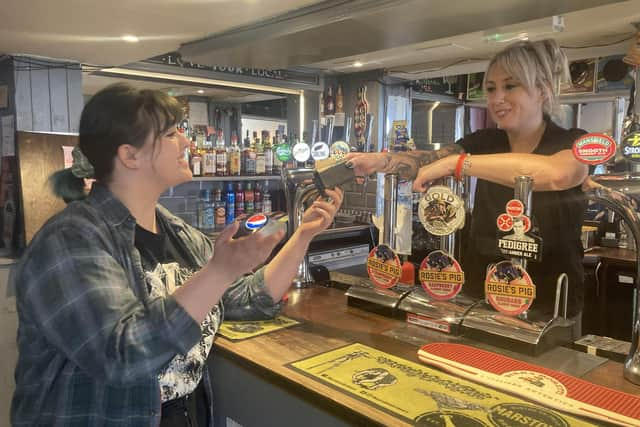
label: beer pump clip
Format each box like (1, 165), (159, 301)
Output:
(396, 177), (477, 335)
(345, 173), (414, 317)
(461, 176), (575, 356)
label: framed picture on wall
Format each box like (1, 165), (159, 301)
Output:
(561, 59), (596, 94)
(597, 55), (634, 92)
(466, 72), (485, 101)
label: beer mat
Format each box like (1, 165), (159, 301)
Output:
(217, 316), (300, 341)
(287, 343), (596, 426)
(418, 343), (640, 426)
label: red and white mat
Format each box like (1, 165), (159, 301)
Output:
(418, 343), (640, 427)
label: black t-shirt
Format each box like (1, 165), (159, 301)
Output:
(135, 217), (194, 273)
(458, 119), (587, 316)
(134, 216), (219, 402)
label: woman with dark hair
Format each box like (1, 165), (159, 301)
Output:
(11, 83), (343, 426)
(346, 39), (588, 331)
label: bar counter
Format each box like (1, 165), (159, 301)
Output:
(209, 283), (640, 426)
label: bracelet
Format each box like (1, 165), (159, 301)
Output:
(461, 154), (472, 179)
(454, 153), (468, 181)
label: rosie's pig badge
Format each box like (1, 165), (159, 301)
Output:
(367, 244), (401, 289)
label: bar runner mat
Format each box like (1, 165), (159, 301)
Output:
(217, 315), (300, 341)
(288, 342), (597, 426)
(418, 343), (640, 427)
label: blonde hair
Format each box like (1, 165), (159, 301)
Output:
(483, 39), (570, 114)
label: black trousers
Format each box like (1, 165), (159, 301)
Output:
(160, 380), (208, 427)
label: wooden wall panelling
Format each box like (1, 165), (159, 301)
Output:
(16, 131), (77, 244)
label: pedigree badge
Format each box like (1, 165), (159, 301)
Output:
(485, 261), (536, 316)
(572, 133), (616, 165)
(367, 244), (401, 289)
(419, 250), (465, 300)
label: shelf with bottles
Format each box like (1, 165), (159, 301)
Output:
(192, 175), (282, 182)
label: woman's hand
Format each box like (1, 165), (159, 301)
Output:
(345, 152), (388, 177)
(297, 187), (344, 239)
(208, 221), (285, 284)
(412, 156), (457, 192)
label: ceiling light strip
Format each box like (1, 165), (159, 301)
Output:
(96, 67), (302, 95)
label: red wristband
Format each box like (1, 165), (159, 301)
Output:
(454, 153), (467, 181)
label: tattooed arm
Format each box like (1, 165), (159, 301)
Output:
(345, 144), (465, 181)
(382, 144), (465, 180)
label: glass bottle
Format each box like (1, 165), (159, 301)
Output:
(254, 182), (263, 213)
(197, 189), (215, 233)
(215, 129), (227, 176)
(255, 131), (266, 175)
(203, 133), (216, 176)
(244, 131), (256, 176)
(325, 86), (335, 115)
(228, 130), (241, 176)
(263, 131), (273, 175)
(225, 182), (235, 225)
(272, 130), (282, 175)
(235, 182), (245, 218)
(244, 181), (255, 215)
(213, 188), (226, 231)
(190, 135), (202, 177)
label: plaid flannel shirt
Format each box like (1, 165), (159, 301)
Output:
(11, 183), (282, 426)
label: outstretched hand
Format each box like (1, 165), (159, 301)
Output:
(345, 152), (388, 178)
(209, 220), (285, 284)
(298, 187), (344, 238)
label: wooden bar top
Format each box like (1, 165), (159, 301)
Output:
(214, 285), (640, 426)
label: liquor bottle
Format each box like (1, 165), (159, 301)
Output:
(255, 132), (266, 175)
(272, 130), (282, 174)
(244, 181), (255, 215)
(203, 133), (216, 176)
(213, 188), (226, 231)
(190, 135), (202, 177)
(254, 182), (263, 213)
(336, 84), (344, 113)
(197, 189), (215, 233)
(244, 131), (257, 176)
(325, 86), (335, 115)
(225, 182), (235, 225)
(235, 182), (245, 218)
(320, 92), (325, 120)
(263, 131), (274, 175)
(215, 129), (227, 176)
(263, 186), (272, 214)
(228, 130), (241, 176)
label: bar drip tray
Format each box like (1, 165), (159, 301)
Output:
(461, 302), (575, 356)
(397, 288), (477, 335)
(345, 279), (413, 318)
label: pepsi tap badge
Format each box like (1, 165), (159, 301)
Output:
(233, 212), (288, 239)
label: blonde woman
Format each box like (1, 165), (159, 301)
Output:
(347, 39), (588, 330)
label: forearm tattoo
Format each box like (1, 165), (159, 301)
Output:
(382, 144), (465, 180)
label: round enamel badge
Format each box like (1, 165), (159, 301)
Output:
(419, 250), (465, 300)
(366, 244), (401, 289)
(485, 261), (536, 316)
(311, 142), (330, 160)
(418, 186), (465, 236)
(572, 133), (616, 165)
